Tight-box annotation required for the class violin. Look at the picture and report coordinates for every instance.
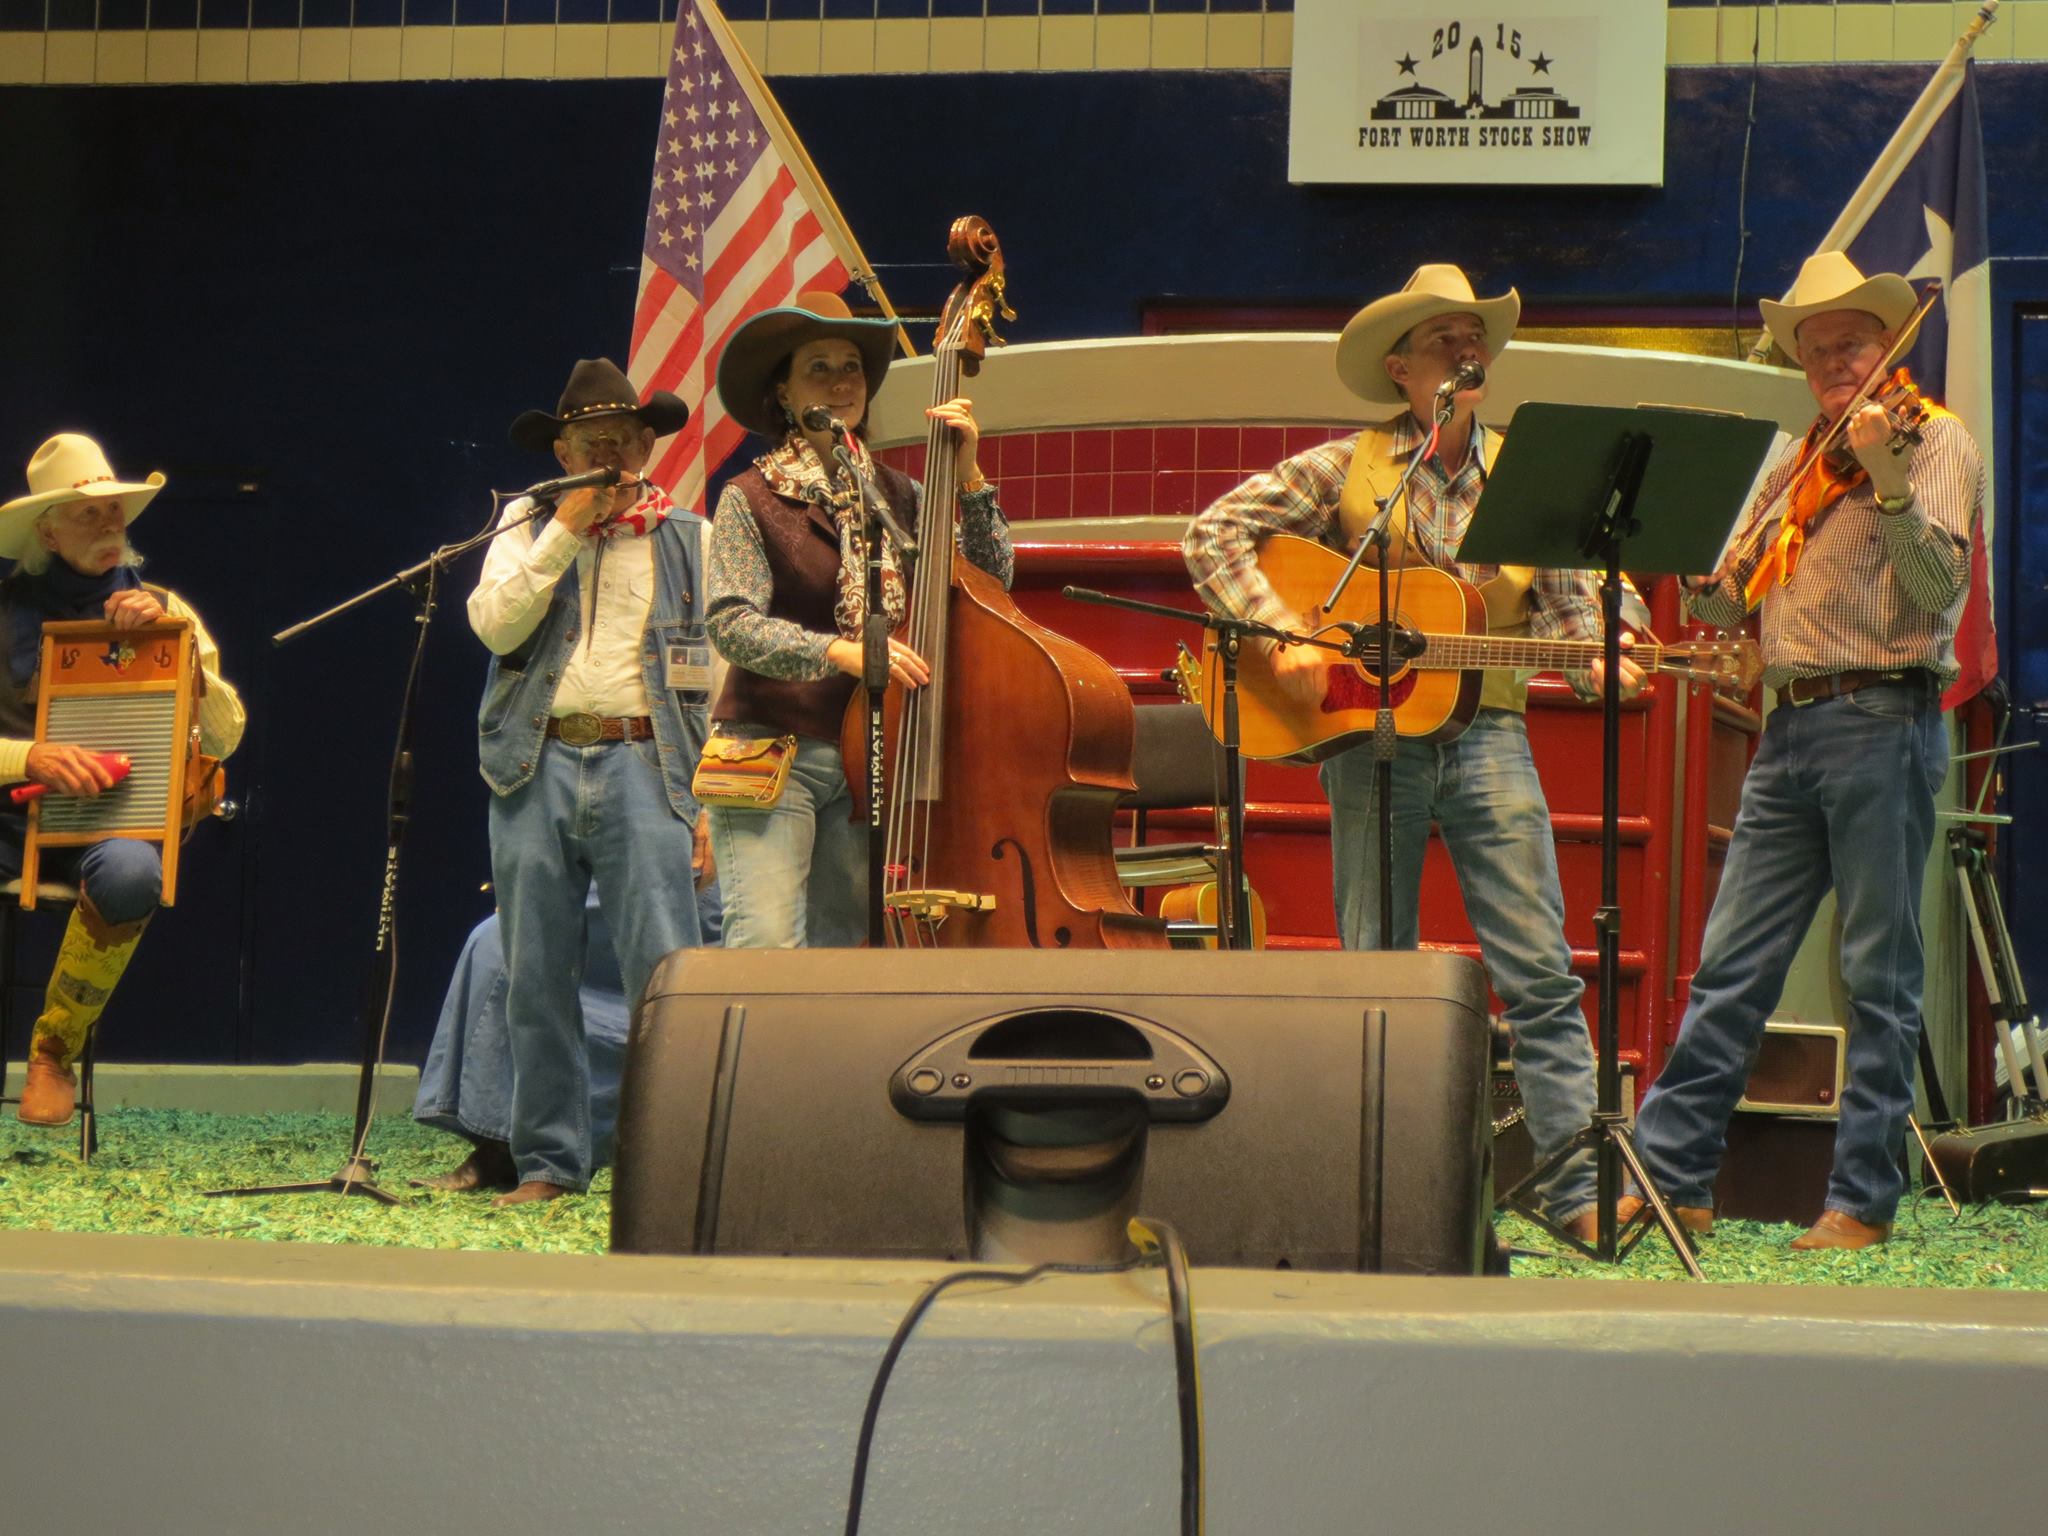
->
[1739,284,1943,606]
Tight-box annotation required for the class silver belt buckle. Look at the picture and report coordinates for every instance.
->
[557,711,603,746]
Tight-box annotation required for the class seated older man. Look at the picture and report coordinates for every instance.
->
[0,433,245,1126]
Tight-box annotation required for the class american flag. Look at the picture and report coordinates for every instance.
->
[627,1,854,513]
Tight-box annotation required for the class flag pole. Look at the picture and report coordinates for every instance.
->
[1745,0,1999,363]
[698,1,919,359]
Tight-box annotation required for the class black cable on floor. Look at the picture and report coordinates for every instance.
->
[843,1217,1204,1536]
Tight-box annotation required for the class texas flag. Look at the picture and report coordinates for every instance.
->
[1835,60,1996,709]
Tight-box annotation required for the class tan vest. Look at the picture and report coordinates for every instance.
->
[1334,419,1536,713]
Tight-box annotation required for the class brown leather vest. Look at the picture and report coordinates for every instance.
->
[715,462,920,743]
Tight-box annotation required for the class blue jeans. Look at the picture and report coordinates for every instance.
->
[0,815,162,923]
[709,730,866,948]
[414,881,720,1166]
[487,737,701,1190]
[1634,679,1948,1226]
[1322,709,1597,1222]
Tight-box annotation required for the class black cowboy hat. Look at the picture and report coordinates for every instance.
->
[714,291,898,438]
[509,357,690,454]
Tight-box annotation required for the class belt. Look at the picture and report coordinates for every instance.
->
[546,713,653,745]
[1774,669,1929,710]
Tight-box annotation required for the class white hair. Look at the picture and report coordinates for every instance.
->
[14,509,145,577]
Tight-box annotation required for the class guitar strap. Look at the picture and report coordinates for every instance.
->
[1334,418,1536,713]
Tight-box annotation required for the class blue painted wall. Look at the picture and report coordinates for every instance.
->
[0,61,2042,1063]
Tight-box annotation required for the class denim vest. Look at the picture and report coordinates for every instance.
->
[476,511,708,821]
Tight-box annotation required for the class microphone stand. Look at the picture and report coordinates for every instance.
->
[208,480,597,1207]
[1319,392,1455,950]
[831,441,917,947]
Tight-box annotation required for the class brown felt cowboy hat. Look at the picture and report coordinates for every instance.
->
[1334,264,1521,406]
[714,291,898,438]
[0,434,166,563]
[509,357,689,454]
[1758,252,1919,362]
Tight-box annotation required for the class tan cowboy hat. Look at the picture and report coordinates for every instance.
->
[1759,252,1918,361]
[1334,264,1521,405]
[0,433,165,562]
[715,290,898,437]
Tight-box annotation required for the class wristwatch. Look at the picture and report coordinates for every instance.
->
[1877,490,1915,515]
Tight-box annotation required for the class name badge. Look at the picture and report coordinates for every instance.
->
[668,642,714,696]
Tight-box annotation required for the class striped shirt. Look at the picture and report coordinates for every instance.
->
[1184,415,1608,648]
[1688,413,1980,687]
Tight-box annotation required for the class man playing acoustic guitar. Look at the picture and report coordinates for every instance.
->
[1184,264,1641,1241]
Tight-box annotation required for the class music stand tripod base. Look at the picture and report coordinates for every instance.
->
[1459,402,1776,1277]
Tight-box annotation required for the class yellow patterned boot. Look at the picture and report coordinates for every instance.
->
[16,896,150,1127]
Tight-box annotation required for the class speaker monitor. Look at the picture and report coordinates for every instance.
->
[612,948,1495,1275]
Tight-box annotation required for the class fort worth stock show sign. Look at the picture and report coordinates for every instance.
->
[1289,2,1668,186]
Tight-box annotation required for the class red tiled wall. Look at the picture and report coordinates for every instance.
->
[877,425,1350,522]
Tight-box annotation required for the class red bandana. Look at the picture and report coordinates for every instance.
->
[597,484,674,539]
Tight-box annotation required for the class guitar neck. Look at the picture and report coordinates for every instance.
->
[1410,634,1667,673]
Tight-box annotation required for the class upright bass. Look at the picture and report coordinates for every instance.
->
[839,217,1166,950]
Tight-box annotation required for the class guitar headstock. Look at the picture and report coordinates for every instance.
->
[1171,641,1202,705]
[1665,636,1763,695]
[936,215,1017,377]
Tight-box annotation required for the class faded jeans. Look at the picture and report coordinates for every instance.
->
[709,729,867,949]
[1633,678,1948,1225]
[1322,709,1597,1223]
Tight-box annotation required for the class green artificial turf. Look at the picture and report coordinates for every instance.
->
[3,1107,2044,1286]
[0,1108,612,1254]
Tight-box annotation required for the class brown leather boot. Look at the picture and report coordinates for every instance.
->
[1789,1209,1890,1251]
[17,1035,78,1126]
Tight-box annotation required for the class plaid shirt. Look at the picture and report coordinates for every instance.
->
[1689,413,1980,688]
[1184,415,1608,647]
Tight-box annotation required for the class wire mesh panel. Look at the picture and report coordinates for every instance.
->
[23,619,197,908]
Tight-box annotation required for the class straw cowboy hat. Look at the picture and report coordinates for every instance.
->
[1759,252,1918,361]
[0,433,166,563]
[510,357,689,454]
[715,290,898,438]
[1334,264,1521,406]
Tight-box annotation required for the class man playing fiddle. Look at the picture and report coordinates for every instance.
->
[1626,253,1982,1250]
[1184,264,1642,1243]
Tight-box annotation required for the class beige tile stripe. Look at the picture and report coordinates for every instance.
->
[2,7,2045,88]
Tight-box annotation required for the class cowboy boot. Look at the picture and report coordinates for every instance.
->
[16,896,151,1127]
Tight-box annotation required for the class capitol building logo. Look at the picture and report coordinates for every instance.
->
[1361,19,1592,150]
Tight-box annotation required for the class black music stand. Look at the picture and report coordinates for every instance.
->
[1459,402,1776,1273]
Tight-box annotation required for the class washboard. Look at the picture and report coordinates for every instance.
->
[21,618,198,910]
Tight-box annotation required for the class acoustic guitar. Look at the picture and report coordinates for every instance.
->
[1197,534,1762,764]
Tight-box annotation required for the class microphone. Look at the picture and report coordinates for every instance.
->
[801,406,850,437]
[521,465,624,502]
[1434,360,1486,404]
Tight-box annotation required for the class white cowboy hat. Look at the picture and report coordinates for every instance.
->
[1759,252,1917,362]
[0,434,165,562]
[1334,264,1521,406]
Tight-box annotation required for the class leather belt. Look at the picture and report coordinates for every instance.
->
[1775,669,1928,710]
[546,713,653,745]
